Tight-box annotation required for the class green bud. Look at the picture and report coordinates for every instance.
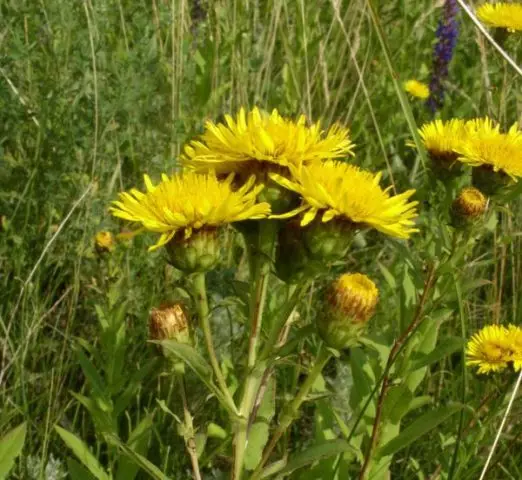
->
[166,228,220,273]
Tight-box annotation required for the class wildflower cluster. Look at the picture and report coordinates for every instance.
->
[466,324,522,374]
[417,117,522,194]
[111,107,418,266]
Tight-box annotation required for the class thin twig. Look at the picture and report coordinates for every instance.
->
[479,370,522,480]
[359,264,437,479]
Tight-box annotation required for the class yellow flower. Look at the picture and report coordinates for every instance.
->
[466,324,513,374]
[457,118,522,179]
[110,172,271,251]
[417,119,467,169]
[404,80,430,99]
[507,325,522,371]
[95,231,115,253]
[477,3,522,32]
[270,160,419,239]
[181,107,354,174]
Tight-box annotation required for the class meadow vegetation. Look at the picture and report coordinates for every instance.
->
[1,0,522,479]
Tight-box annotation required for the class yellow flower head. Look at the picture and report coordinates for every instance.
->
[404,80,430,99]
[457,118,522,179]
[417,119,467,168]
[95,231,115,253]
[110,172,271,251]
[270,160,419,239]
[181,107,354,174]
[507,325,522,371]
[477,3,522,32]
[466,324,514,374]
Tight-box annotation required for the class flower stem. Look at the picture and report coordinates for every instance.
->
[479,369,522,480]
[251,345,333,479]
[179,375,203,480]
[232,220,277,480]
[192,272,237,414]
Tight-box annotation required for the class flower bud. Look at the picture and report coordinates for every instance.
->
[317,273,378,350]
[451,187,488,226]
[95,231,115,253]
[472,165,511,196]
[149,303,191,345]
[302,218,356,261]
[275,218,356,283]
[166,228,220,273]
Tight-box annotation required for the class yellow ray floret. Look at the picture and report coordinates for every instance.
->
[456,118,522,179]
[418,119,467,158]
[477,3,522,32]
[110,172,271,251]
[270,160,419,239]
[182,107,355,173]
[404,80,430,99]
[466,324,514,374]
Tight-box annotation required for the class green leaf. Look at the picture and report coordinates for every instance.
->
[408,337,465,372]
[378,403,465,457]
[244,423,269,471]
[74,345,111,411]
[158,340,236,415]
[382,384,413,424]
[0,422,27,479]
[105,434,172,480]
[67,458,96,480]
[54,426,110,480]
[271,440,357,477]
[115,413,154,480]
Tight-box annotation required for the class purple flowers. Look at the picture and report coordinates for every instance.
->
[427,0,459,113]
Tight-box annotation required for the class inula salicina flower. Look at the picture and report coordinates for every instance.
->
[271,160,419,239]
[182,107,355,174]
[466,324,522,374]
[404,80,430,99]
[111,172,271,271]
[427,0,459,112]
[418,119,467,172]
[477,3,522,32]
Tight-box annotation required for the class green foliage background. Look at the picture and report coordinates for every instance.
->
[1,0,522,478]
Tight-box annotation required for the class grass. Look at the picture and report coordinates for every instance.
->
[1,0,522,478]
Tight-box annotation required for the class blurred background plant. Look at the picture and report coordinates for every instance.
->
[1,0,522,479]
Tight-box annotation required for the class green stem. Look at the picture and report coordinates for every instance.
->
[179,375,202,480]
[193,272,237,414]
[251,345,333,480]
[233,221,277,480]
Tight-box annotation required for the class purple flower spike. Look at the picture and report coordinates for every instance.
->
[427,0,459,113]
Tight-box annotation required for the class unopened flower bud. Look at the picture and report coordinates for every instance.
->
[452,187,488,226]
[166,228,220,273]
[95,231,115,253]
[275,218,356,283]
[472,165,511,196]
[149,303,191,345]
[317,273,379,350]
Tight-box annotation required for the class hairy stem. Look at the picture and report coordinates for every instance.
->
[233,221,278,480]
[193,272,237,414]
[251,345,333,479]
[358,264,437,479]
[179,376,203,480]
